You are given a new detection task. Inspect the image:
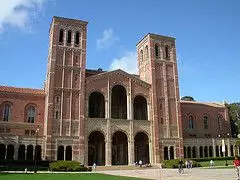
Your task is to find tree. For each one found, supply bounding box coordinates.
[181,96,195,101]
[226,102,240,137]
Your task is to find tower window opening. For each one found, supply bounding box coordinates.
[75,31,80,45]
[165,45,169,59]
[67,30,72,44]
[59,29,64,43]
[155,44,159,57]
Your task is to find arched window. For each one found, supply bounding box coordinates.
[55,96,60,104]
[218,116,222,130]
[59,29,64,43]
[27,106,36,123]
[165,45,169,59]
[140,50,143,62]
[155,44,159,57]
[203,116,209,129]
[189,115,194,129]
[75,31,80,45]
[55,111,59,120]
[67,30,72,44]
[3,104,11,121]
[145,46,149,59]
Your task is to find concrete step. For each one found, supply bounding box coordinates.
[95,165,160,171]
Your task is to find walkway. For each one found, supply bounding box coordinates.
[98,168,239,180]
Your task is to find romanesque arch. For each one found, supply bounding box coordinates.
[6,144,14,160]
[192,146,197,158]
[209,146,213,157]
[0,144,6,159]
[88,131,105,166]
[57,146,64,160]
[164,147,168,160]
[187,146,191,158]
[133,95,148,120]
[112,131,128,165]
[216,146,220,157]
[169,146,174,159]
[134,132,149,163]
[204,146,208,157]
[199,146,203,158]
[88,92,105,118]
[65,146,72,161]
[35,145,41,161]
[26,145,33,160]
[111,85,127,119]
[18,144,25,160]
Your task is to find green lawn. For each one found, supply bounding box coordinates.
[0,173,142,180]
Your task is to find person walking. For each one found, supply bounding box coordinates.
[234,156,240,180]
[139,160,143,168]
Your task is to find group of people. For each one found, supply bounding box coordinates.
[178,159,193,170]
[134,160,152,168]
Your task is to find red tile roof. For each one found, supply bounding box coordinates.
[0,86,45,96]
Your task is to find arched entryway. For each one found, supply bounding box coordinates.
[199,146,203,158]
[65,146,72,161]
[57,146,64,160]
[209,146,213,157]
[26,145,33,161]
[204,146,208,157]
[18,144,25,160]
[183,146,186,158]
[133,96,148,120]
[88,92,105,118]
[35,145,41,161]
[111,85,127,119]
[0,144,6,160]
[164,147,168,160]
[88,131,105,166]
[134,132,149,164]
[112,131,128,165]
[6,144,14,160]
[169,146,174,159]
[216,146,220,157]
[192,146,197,158]
[187,146,191,158]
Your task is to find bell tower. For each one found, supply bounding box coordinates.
[44,16,88,162]
[137,33,183,163]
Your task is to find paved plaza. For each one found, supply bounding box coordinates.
[98,168,240,180]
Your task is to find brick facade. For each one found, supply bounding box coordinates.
[0,16,235,165]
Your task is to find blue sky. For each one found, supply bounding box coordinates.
[0,0,239,103]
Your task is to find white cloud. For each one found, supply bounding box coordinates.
[96,28,119,50]
[109,51,138,74]
[0,0,46,32]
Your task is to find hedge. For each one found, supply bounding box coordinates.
[49,161,91,172]
[192,156,234,162]
[163,159,201,168]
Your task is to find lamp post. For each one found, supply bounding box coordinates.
[34,126,40,173]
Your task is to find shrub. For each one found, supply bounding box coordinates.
[49,161,90,172]
[162,159,201,168]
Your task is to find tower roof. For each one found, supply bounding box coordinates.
[136,33,175,46]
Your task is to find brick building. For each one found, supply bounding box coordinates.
[0,16,236,165]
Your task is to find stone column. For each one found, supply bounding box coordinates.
[14,146,18,160]
[128,120,134,165]
[127,79,132,120]
[149,138,153,164]
[227,138,231,157]
[105,119,111,166]
[212,138,216,157]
